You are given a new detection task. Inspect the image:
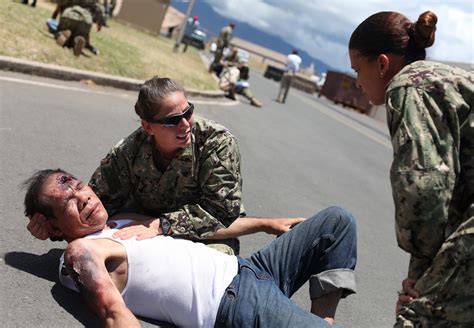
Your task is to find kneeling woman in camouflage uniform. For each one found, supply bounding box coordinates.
[349,10,473,327]
[28,78,303,255]
[87,77,248,255]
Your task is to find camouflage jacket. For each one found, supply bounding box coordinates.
[58,0,105,25]
[394,217,474,327]
[89,117,245,246]
[61,5,93,25]
[385,60,474,279]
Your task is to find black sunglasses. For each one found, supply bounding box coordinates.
[147,103,194,126]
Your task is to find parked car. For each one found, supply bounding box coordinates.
[182,29,207,50]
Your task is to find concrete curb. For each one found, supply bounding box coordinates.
[0,55,225,99]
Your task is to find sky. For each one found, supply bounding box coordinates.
[197,0,473,72]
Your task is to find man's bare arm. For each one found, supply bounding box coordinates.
[209,217,305,239]
[110,213,304,240]
[64,238,140,328]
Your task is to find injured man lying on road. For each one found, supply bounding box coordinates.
[23,169,357,327]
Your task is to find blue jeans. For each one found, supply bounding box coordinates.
[214,206,357,328]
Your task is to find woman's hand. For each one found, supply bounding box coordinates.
[27,213,52,240]
[112,219,162,240]
[263,217,305,236]
[396,277,419,314]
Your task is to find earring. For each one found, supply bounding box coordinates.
[380,72,385,78]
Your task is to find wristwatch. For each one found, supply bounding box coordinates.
[160,218,172,236]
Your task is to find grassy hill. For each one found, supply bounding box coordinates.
[0,0,218,90]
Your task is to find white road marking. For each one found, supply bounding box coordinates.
[0,75,238,106]
[0,76,135,98]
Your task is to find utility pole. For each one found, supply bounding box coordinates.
[173,0,196,53]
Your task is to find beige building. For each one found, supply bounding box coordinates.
[114,0,171,35]
[230,37,287,68]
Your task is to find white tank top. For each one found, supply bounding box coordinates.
[59,220,238,327]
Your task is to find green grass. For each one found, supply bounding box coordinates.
[0,0,218,90]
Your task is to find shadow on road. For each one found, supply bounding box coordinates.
[4,249,176,327]
[5,249,100,326]
[5,248,62,282]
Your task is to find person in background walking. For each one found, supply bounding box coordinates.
[276,49,302,104]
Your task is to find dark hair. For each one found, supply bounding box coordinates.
[349,11,437,64]
[239,65,250,80]
[23,169,74,219]
[292,49,298,55]
[134,77,186,121]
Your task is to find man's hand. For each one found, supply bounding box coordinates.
[396,278,419,314]
[27,213,52,240]
[112,219,161,240]
[263,218,305,236]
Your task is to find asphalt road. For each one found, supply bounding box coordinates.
[0,69,408,327]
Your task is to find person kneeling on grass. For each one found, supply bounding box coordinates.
[53,3,104,56]
[23,169,357,327]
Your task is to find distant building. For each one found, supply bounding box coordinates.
[161,6,186,37]
[114,0,171,35]
[229,37,288,68]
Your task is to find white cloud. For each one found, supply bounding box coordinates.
[205,0,474,71]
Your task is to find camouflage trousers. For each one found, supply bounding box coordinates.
[395,216,474,327]
[206,243,235,255]
[212,46,225,67]
[57,6,92,43]
[201,238,240,256]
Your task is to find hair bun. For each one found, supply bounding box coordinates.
[411,11,437,48]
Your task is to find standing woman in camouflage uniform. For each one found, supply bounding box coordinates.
[349,11,473,327]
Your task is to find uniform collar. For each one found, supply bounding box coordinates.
[132,132,195,178]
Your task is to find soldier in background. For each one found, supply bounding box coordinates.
[55,5,92,56]
[349,10,474,327]
[212,46,239,77]
[209,22,235,73]
[52,0,105,56]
